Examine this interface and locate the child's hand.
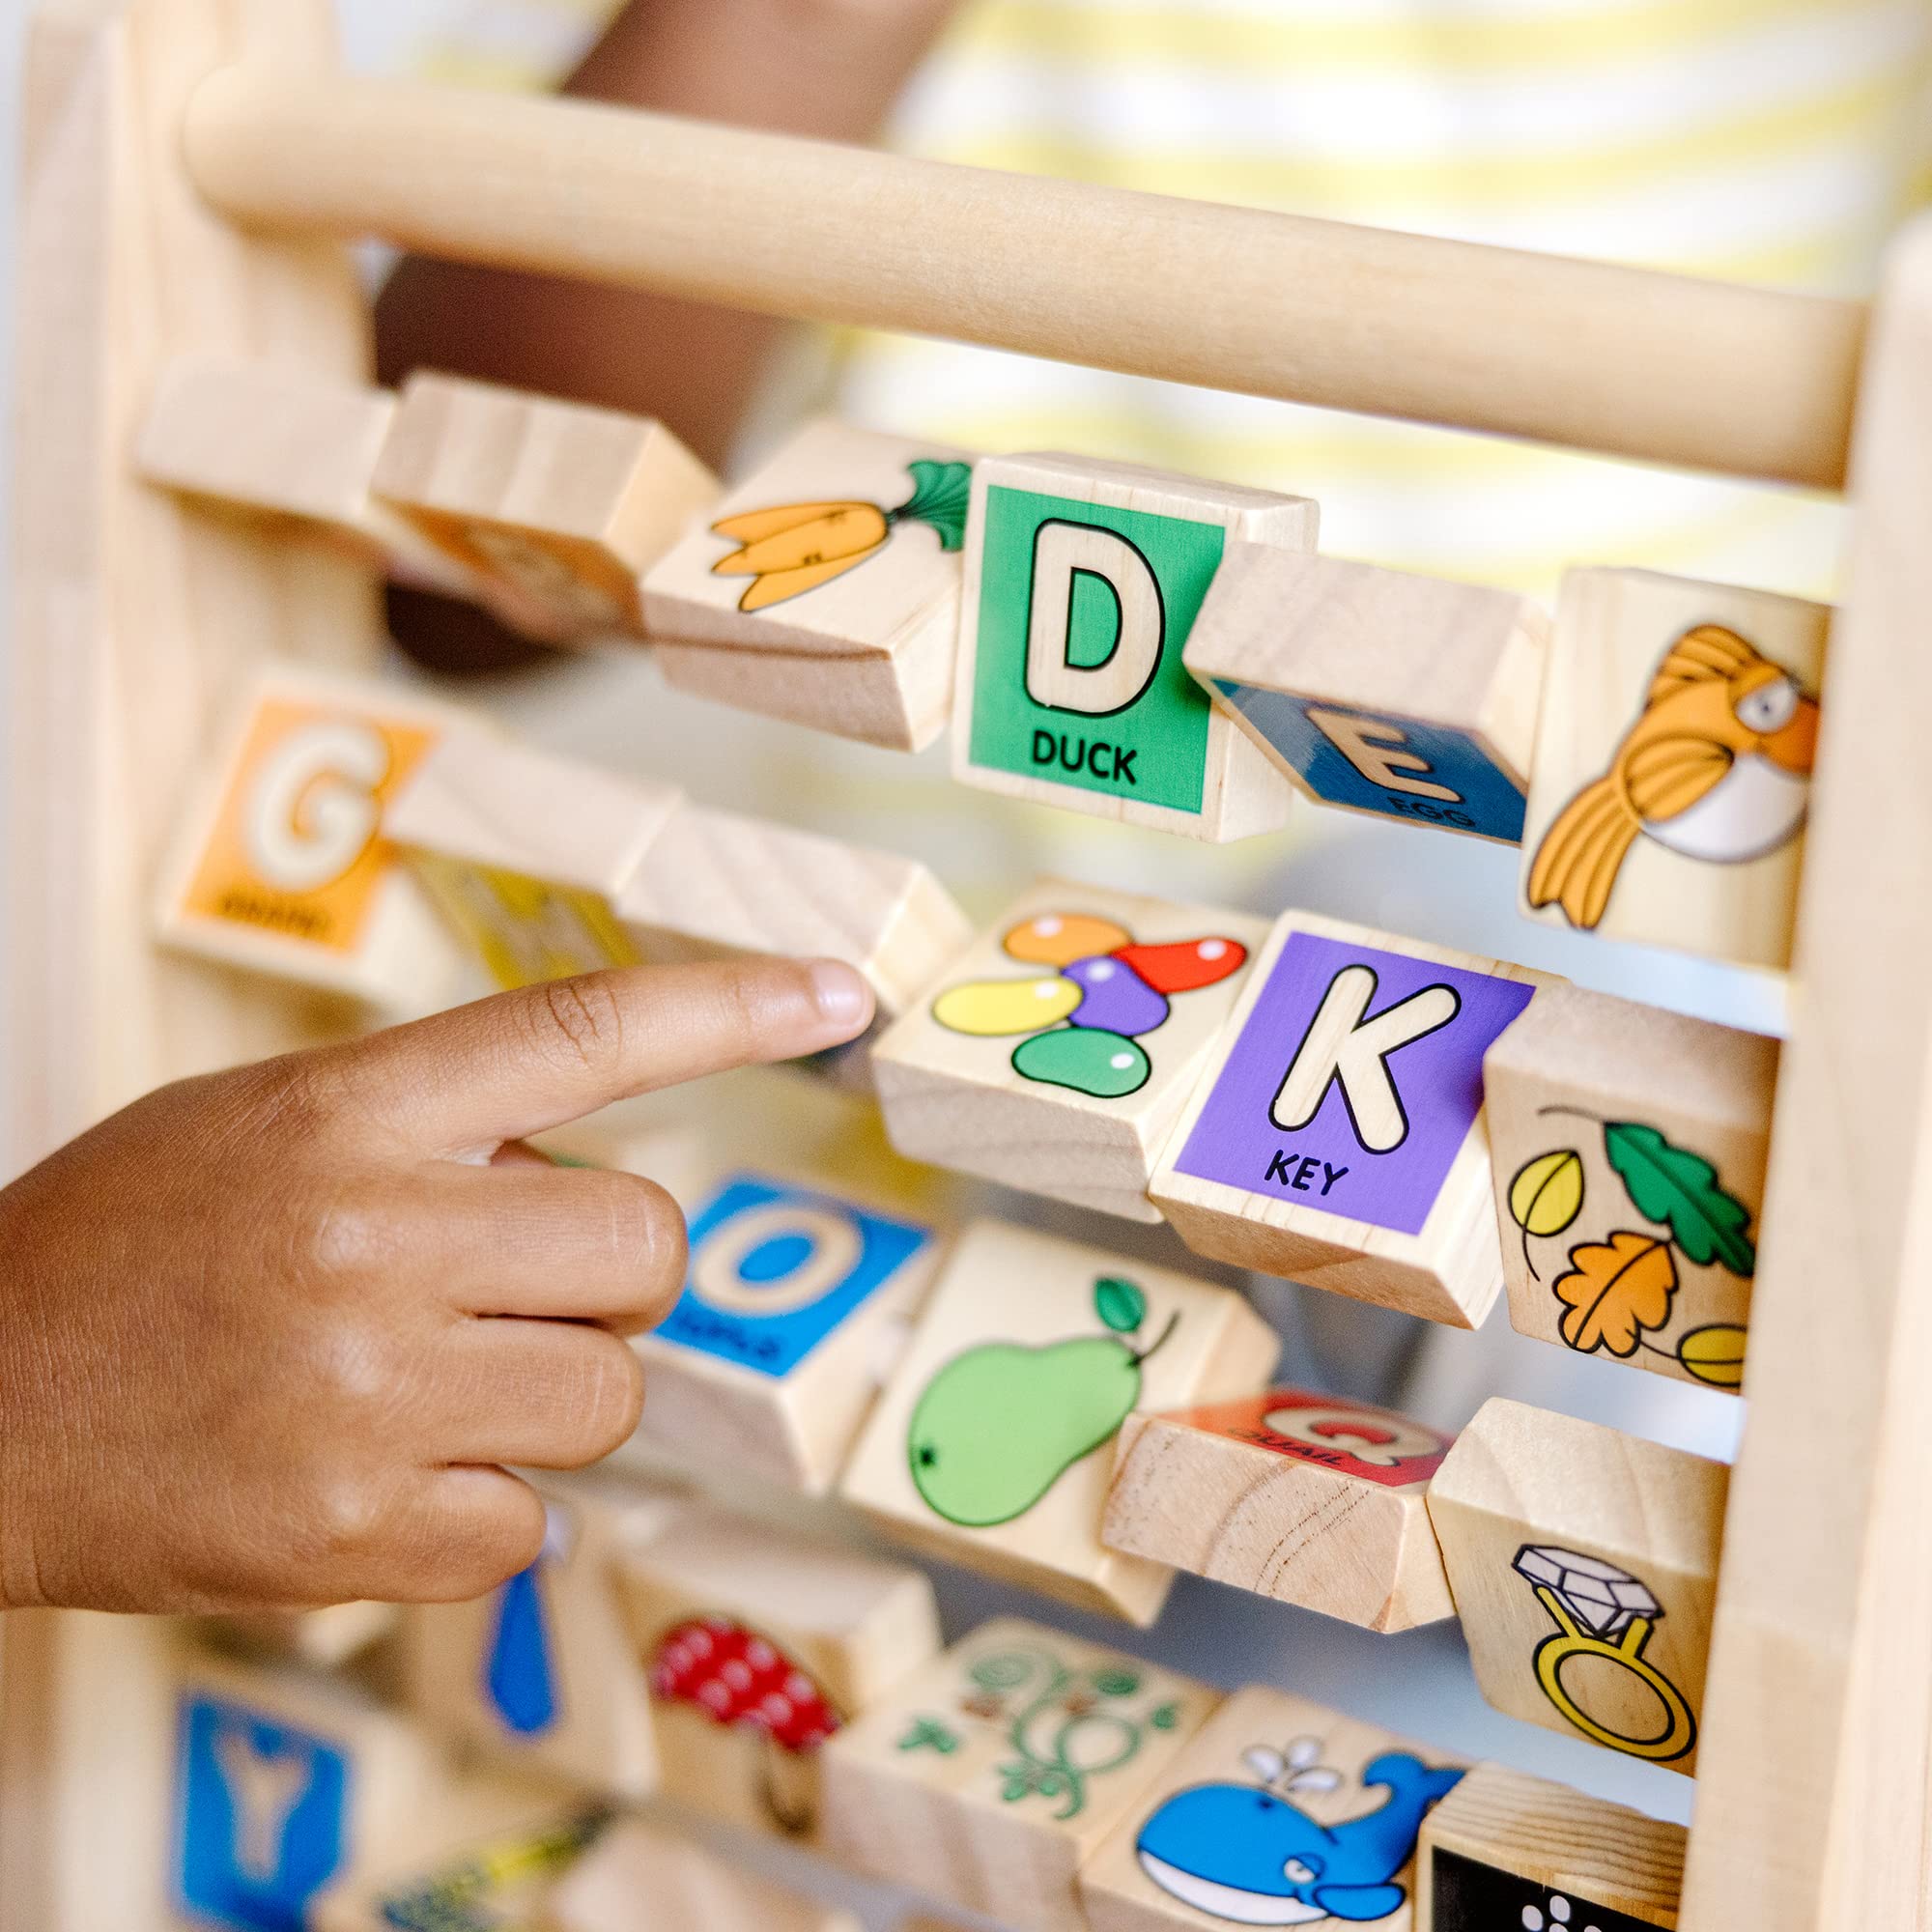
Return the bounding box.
[0,956,872,1616]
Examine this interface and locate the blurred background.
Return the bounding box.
[7,0,1924,1922]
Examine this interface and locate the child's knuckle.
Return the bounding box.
[526,975,626,1075]
[599,1172,687,1280]
[578,1337,646,1458]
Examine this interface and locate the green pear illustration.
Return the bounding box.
[906,1277,1179,1528]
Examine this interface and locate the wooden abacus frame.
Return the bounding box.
[9,4,1929,1929]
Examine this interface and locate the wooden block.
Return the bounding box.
[613,798,974,1031]
[372,372,717,641]
[623,1153,947,1492]
[199,1603,398,1671]
[171,1647,451,1932]
[1079,1682,1468,1932]
[385,730,680,991]
[838,1218,1279,1622]
[313,1778,607,1932]
[1425,1399,1726,1776]
[1150,911,1549,1326]
[615,1501,940,1839]
[134,357,481,600]
[1519,567,1828,970]
[154,668,473,1012]
[952,453,1315,839]
[404,1468,688,1798]
[1100,1387,1456,1632]
[543,1815,861,1932]
[818,1615,1219,1932]
[1484,981,1776,1395]
[1183,545,1548,845]
[873,878,1269,1221]
[1416,1762,1685,1932]
[642,418,974,752]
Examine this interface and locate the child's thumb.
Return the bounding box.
[321,956,873,1156]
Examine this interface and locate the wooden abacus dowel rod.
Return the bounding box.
[184,68,1865,492]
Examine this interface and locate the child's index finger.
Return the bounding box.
[328,956,872,1158]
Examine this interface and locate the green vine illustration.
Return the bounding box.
[896,1717,960,1755]
[1506,1107,1751,1387]
[943,1645,1174,1822]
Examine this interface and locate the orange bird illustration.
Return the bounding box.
[1527,624,1819,930]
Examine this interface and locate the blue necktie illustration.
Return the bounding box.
[485,1554,559,1737]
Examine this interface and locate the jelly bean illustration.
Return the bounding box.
[1012,1027,1151,1097]
[1003,912,1134,969]
[1111,936,1248,995]
[934,975,1083,1037]
[1062,955,1169,1037]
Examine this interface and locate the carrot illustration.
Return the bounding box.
[709,459,972,612]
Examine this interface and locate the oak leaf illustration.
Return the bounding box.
[1553,1231,1679,1358]
[1602,1122,1756,1276]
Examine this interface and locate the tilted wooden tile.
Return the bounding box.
[313,1777,606,1932]
[372,372,717,642]
[1151,911,1549,1325]
[873,877,1268,1222]
[135,357,484,600]
[154,668,473,1012]
[1485,980,1776,1395]
[1416,1761,1685,1932]
[404,1468,689,1798]
[643,418,975,752]
[545,1815,862,1932]
[1425,1399,1726,1776]
[616,1501,940,1841]
[171,1645,453,1932]
[1519,567,1827,970]
[1101,1387,1456,1632]
[1184,544,1548,844]
[839,1219,1279,1622]
[385,729,680,991]
[613,800,973,1075]
[628,1155,946,1492]
[1079,1682,1468,1932]
[952,453,1315,839]
[818,1616,1219,1932]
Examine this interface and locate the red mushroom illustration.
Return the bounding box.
[649,1616,842,1833]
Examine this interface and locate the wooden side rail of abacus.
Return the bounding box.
[182,67,1864,493]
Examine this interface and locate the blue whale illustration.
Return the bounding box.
[1135,1751,1463,1925]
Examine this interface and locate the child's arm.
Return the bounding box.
[0,956,871,1614]
[375,0,963,468]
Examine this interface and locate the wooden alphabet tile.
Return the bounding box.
[818,1616,1219,1932]
[643,418,975,752]
[545,1815,863,1932]
[1150,912,1551,1325]
[1519,567,1828,970]
[872,877,1269,1221]
[154,668,475,1012]
[197,1603,398,1671]
[135,358,484,600]
[1415,1761,1685,1932]
[615,1501,940,1841]
[625,1155,947,1492]
[1079,1683,1468,1932]
[838,1218,1279,1623]
[384,730,680,992]
[1425,1400,1726,1776]
[170,1646,452,1932]
[1485,981,1776,1395]
[1183,545,1548,844]
[613,800,974,1066]
[372,372,717,642]
[1101,1387,1456,1632]
[952,453,1316,839]
[403,1468,689,1798]
[312,1776,606,1932]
